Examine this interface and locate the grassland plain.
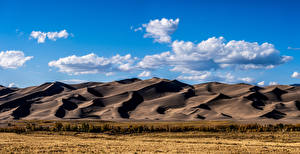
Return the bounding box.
[0,120,300,153]
[0,131,300,153]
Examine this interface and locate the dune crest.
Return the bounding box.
[0,78,300,122]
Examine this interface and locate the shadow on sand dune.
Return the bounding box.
[0,78,300,122]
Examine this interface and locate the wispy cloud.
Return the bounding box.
[177,72,255,84]
[288,47,300,50]
[138,71,151,77]
[269,81,278,86]
[131,26,142,32]
[60,79,87,84]
[16,29,24,36]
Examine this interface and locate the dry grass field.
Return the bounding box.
[1,120,300,153]
[0,131,299,153]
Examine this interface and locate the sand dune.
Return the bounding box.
[0,78,300,122]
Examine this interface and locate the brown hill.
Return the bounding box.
[0,78,300,123]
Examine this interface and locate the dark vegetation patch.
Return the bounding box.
[1,120,300,134]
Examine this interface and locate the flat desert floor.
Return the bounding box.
[0,131,299,153]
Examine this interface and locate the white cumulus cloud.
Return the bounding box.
[141,18,179,43]
[138,71,151,77]
[291,72,300,78]
[48,18,293,83]
[47,30,69,41]
[0,50,33,69]
[138,51,171,69]
[30,30,69,43]
[48,53,136,75]
[30,31,47,43]
[8,83,17,88]
[269,81,278,86]
[238,77,255,83]
[257,81,265,86]
[138,37,292,75]
[177,72,214,81]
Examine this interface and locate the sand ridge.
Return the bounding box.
[0,78,300,122]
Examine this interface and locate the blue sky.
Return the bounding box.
[0,0,300,87]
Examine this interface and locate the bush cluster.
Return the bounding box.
[1,122,300,134]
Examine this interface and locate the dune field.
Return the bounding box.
[0,78,299,123]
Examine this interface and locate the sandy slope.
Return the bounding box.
[0,78,300,122]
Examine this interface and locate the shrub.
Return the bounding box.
[54,122,63,131]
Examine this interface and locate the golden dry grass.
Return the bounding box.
[0,131,299,153]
